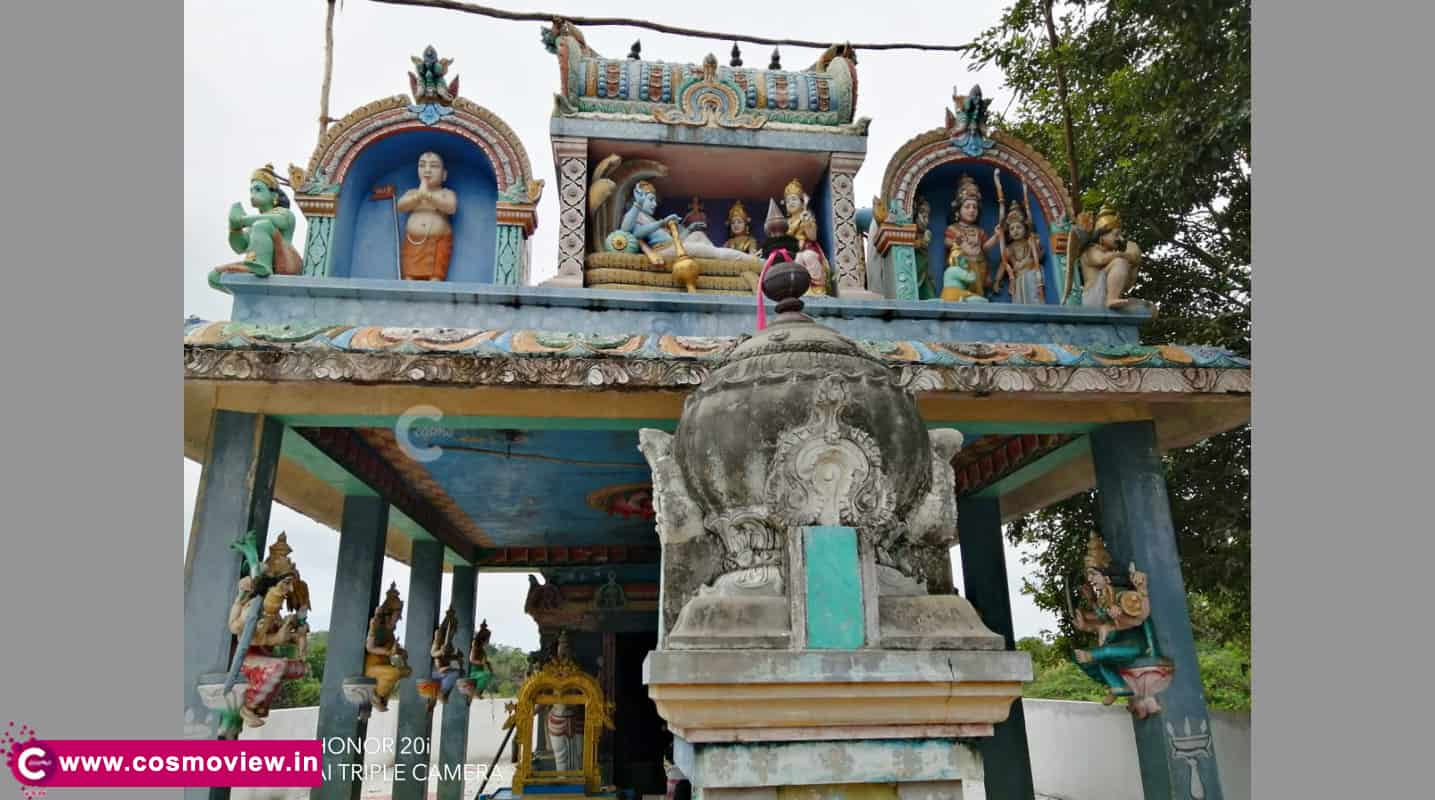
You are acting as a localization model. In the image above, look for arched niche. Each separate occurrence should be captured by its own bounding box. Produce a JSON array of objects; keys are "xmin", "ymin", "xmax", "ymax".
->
[
  {"xmin": 327, "ymin": 128, "xmax": 498, "ymax": 282},
  {"xmin": 878, "ymin": 128, "xmax": 1074, "ymax": 303},
  {"xmin": 299, "ymin": 96, "xmax": 537, "ymax": 283}
]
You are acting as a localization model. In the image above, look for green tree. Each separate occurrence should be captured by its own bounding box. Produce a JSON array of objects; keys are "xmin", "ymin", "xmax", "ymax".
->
[
  {"xmin": 969, "ymin": 0, "xmax": 1251, "ymax": 664},
  {"xmin": 273, "ymin": 631, "xmax": 326, "ymax": 709}
]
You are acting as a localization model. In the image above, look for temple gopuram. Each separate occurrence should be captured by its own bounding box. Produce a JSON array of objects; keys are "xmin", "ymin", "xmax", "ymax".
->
[{"xmin": 184, "ymin": 21, "xmax": 1250, "ymax": 800}]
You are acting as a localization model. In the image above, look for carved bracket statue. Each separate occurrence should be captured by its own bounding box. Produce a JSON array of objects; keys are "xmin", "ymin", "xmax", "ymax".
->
[{"xmin": 1067, "ymin": 532, "xmax": 1173, "ymax": 718}]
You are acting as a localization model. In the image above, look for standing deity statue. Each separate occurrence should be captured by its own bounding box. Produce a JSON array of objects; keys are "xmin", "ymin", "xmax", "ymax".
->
[
  {"xmin": 992, "ymin": 201, "xmax": 1046, "ymax": 304},
  {"xmin": 397, "ymin": 151, "xmax": 457, "ymax": 281},
  {"xmin": 723, "ymin": 200, "xmax": 761, "ymax": 256},
  {"xmin": 546, "ymin": 631, "xmax": 585, "ymax": 772},
  {"xmin": 209, "ymin": 164, "xmax": 304, "ymax": 289},
  {"xmin": 913, "ymin": 197, "xmax": 937, "ymax": 300},
  {"xmin": 364, "ymin": 583, "xmax": 412, "ymax": 712},
  {"xmin": 616, "ymin": 182, "xmax": 762, "ymax": 267},
  {"xmin": 1078, "ymin": 205, "xmax": 1144, "ymax": 309},
  {"xmin": 780, "ymin": 179, "xmax": 832, "ymax": 296},
  {"xmin": 943, "ymin": 176, "xmax": 1000, "ymax": 300}
]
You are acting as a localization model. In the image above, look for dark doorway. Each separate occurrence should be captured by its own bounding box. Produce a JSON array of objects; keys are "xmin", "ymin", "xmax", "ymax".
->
[{"xmin": 612, "ymin": 631, "xmax": 668, "ymax": 795}]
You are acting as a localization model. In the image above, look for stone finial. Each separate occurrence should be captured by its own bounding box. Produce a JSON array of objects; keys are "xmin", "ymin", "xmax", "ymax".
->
[
  {"xmin": 628, "ymin": 40, "xmax": 642, "ymax": 60},
  {"xmin": 730, "ymin": 43, "xmax": 743, "ymax": 67},
  {"xmin": 761, "ymin": 252, "xmax": 810, "ymax": 317}
]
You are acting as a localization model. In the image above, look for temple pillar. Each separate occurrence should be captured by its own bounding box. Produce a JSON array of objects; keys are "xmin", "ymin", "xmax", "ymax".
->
[
  {"xmin": 295, "ymin": 190, "xmax": 338, "ymax": 277},
  {"xmin": 495, "ymin": 199, "xmax": 539, "ymax": 286},
  {"xmin": 312, "ymin": 496, "xmax": 389, "ymax": 800},
  {"xmin": 183, "ymin": 412, "xmax": 282, "ymax": 800},
  {"xmin": 543, "ymin": 135, "xmax": 588, "ymax": 288},
  {"xmin": 437, "ymin": 564, "xmax": 477, "ymax": 800},
  {"xmin": 828, "ymin": 153, "xmax": 879, "ymax": 300},
  {"xmin": 1090, "ymin": 421, "xmax": 1224, "ymax": 800},
  {"xmin": 957, "ymin": 496, "xmax": 1036, "ymax": 800},
  {"xmin": 393, "ymin": 540, "xmax": 444, "ymax": 800},
  {"xmin": 871, "ymin": 220, "xmax": 921, "ymax": 301}
]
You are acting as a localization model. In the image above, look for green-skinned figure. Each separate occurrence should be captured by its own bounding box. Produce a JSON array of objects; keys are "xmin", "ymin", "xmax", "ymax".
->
[{"xmin": 208, "ymin": 164, "xmax": 303, "ymax": 290}]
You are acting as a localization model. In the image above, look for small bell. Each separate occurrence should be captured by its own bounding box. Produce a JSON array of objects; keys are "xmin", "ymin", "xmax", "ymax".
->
[
  {"xmin": 768, "ymin": 48, "xmax": 781, "ymax": 70},
  {"xmin": 730, "ymin": 42, "xmax": 743, "ymax": 67}
]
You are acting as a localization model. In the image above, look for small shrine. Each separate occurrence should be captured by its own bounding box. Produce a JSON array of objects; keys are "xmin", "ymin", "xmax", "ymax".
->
[{"xmin": 184, "ymin": 14, "xmax": 1250, "ymax": 800}]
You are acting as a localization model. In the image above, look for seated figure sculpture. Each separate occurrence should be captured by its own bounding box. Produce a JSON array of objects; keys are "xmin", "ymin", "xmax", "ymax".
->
[
  {"xmin": 723, "ymin": 200, "xmax": 761, "ymax": 256},
  {"xmin": 364, "ymin": 583, "xmax": 412, "ymax": 712},
  {"xmin": 1068, "ymin": 532, "xmax": 1170, "ymax": 718},
  {"xmin": 224, "ymin": 534, "xmax": 311, "ymax": 730},
  {"xmin": 1078, "ymin": 205, "xmax": 1145, "ymax": 310},
  {"xmin": 426, "ymin": 607, "xmax": 465, "ymax": 710},
  {"xmin": 781, "ymin": 178, "xmax": 832, "ymax": 296},
  {"xmin": 616, "ymin": 182, "xmax": 761, "ymax": 268},
  {"xmin": 467, "ymin": 619, "xmax": 494, "ymax": 698},
  {"xmin": 209, "ymin": 164, "xmax": 303, "ymax": 289},
  {"xmin": 397, "ymin": 151, "xmax": 457, "ymax": 281},
  {"xmin": 941, "ymin": 254, "xmax": 989, "ymax": 303}
]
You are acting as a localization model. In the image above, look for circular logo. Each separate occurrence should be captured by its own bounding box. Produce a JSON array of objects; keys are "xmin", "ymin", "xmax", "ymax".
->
[{"xmin": 11, "ymin": 742, "xmax": 57, "ymax": 786}]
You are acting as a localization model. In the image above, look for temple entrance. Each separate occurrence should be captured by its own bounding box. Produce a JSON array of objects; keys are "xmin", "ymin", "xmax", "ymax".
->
[{"xmin": 612, "ymin": 631, "xmax": 667, "ymax": 796}]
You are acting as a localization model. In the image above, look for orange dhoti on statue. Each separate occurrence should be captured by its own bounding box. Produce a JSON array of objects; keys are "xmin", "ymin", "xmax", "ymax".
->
[{"xmin": 401, "ymin": 233, "xmax": 453, "ymax": 281}]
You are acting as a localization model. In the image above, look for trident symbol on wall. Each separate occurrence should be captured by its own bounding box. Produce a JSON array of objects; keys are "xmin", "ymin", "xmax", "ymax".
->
[{"xmin": 1167, "ymin": 717, "xmax": 1215, "ymax": 799}]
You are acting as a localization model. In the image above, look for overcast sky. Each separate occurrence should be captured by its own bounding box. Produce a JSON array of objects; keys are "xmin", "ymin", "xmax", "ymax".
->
[{"xmin": 183, "ymin": 0, "xmax": 1059, "ymax": 649}]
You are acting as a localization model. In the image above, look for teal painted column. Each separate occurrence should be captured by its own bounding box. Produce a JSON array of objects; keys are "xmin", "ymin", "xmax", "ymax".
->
[
  {"xmin": 301, "ymin": 215, "xmax": 336, "ymax": 277},
  {"xmin": 1090, "ymin": 421, "xmax": 1224, "ymax": 800},
  {"xmin": 493, "ymin": 224, "xmax": 525, "ymax": 285},
  {"xmin": 312, "ymin": 496, "xmax": 390, "ymax": 800},
  {"xmin": 437, "ymin": 565, "xmax": 477, "ymax": 800},
  {"xmin": 393, "ymin": 540, "xmax": 444, "ymax": 800},
  {"xmin": 891, "ymin": 243, "xmax": 920, "ymax": 301},
  {"xmin": 957, "ymin": 496, "xmax": 1036, "ymax": 800},
  {"xmin": 183, "ymin": 412, "xmax": 283, "ymax": 800}
]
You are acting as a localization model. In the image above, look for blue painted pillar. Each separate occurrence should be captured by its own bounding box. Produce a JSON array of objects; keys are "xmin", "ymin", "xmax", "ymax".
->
[
  {"xmin": 437, "ymin": 564, "xmax": 477, "ymax": 800},
  {"xmin": 312, "ymin": 496, "xmax": 390, "ymax": 800},
  {"xmin": 394, "ymin": 540, "xmax": 444, "ymax": 800},
  {"xmin": 183, "ymin": 412, "xmax": 283, "ymax": 800},
  {"xmin": 1090, "ymin": 421, "xmax": 1224, "ymax": 800},
  {"xmin": 957, "ymin": 496, "xmax": 1036, "ymax": 800}
]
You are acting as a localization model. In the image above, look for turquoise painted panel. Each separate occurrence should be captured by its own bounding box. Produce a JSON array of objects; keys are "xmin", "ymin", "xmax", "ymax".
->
[
  {"xmin": 891, "ymin": 243, "xmax": 919, "ymax": 301},
  {"xmin": 494, "ymin": 224, "xmax": 524, "ymax": 286},
  {"xmin": 301, "ymin": 215, "xmax": 334, "ymax": 277},
  {"xmin": 804, "ymin": 526, "xmax": 864, "ymax": 649}
]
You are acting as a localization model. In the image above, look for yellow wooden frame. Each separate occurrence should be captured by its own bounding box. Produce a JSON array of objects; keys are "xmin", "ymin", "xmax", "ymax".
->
[{"xmin": 502, "ymin": 655, "xmax": 614, "ymax": 795}]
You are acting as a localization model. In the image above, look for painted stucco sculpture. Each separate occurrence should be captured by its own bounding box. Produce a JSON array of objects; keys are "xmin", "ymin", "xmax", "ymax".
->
[
  {"xmin": 1077, "ymin": 205, "xmax": 1150, "ymax": 311},
  {"xmin": 637, "ymin": 261, "xmax": 1003, "ymax": 650},
  {"xmin": 947, "ymin": 84, "xmax": 995, "ymax": 157},
  {"xmin": 913, "ymin": 196, "xmax": 937, "ymax": 299},
  {"xmin": 423, "ymin": 607, "xmax": 465, "ymax": 711},
  {"xmin": 780, "ymin": 178, "xmax": 833, "ymax": 296},
  {"xmin": 1068, "ymin": 532, "xmax": 1173, "ymax": 719},
  {"xmin": 364, "ymin": 582, "xmax": 413, "ymax": 713},
  {"xmin": 463, "ymin": 619, "xmax": 494, "ymax": 700},
  {"xmin": 209, "ymin": 164, "xmax": 303, "ymax": 290},
  {"xmin": 223, "ymin": 532, "xmax": 311, "ymax": 732},
  {"xmin": 944, "ymin": 175, "xmax": 999, "ymax": 299},
  {"xmin": 397, "ymin": 151, "xmax": 457, "ymax": 281},
  {"xmin": 616, "ymin": 181, "xmax": 760, "ymax": 267},
  {"xmin": 942, "ymin": 254, "xmax": 990, "ymax": 303},
  {"xmin": 723, "ymin": 200, "xmax": 760, "ymax": 256},
  {"xmin": 993, "ymin": 198, "xmax": 1046, "ymax": 304}
]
